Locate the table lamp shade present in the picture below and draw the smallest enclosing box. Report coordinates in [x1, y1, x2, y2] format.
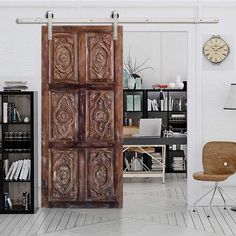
[224, 84, 236, 110]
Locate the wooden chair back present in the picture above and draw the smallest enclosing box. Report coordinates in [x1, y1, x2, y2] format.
[203, 141, 236, 175]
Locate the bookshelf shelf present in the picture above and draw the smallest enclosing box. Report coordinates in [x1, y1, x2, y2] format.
[123, 88, 187, 173]
[3, 122, 31, 125]
[3, 180, 31, 182]
[0, 91, 37, 214]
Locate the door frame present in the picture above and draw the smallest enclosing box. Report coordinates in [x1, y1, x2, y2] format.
[123, 24, 202, 206]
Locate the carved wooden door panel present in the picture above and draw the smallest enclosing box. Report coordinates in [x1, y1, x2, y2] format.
[42, 26, 123, 208]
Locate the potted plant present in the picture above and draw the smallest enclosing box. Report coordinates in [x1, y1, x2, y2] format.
[124, 49, 154, 89]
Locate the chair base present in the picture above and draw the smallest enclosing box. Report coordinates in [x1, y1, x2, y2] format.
[193, 182, 236, 217]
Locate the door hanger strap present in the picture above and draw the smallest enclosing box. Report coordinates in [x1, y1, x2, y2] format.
[46, 11, 54, 40]
[111, 11, 120, 41]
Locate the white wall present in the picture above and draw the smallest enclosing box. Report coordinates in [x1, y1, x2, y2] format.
[123, 31, 188, 88]
[1, 0, 236, 206]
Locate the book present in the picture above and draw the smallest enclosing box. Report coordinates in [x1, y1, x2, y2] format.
[3, 159, 9, 177]
[5, 162, 15, 180]
[16, 109, 22, 122]
[27, 165, 31, 180]
[4, 193, 8, 209]
[9, 161, 19, 180]
[164, 97, 168, 111]
[7, 197, 13, 209]
[4, 81, 27, 85]
[147, 99, 152, 111]
[22, 160, 30, 180]
[3, 103, 8, 123]
[4, 81, 28, 91]
[170, 114, 185, 118]
[8, 103, 13, 123]
[14, 160, 24, 180]
[19, 160, 28, 180]
[152, 99, 158, 111]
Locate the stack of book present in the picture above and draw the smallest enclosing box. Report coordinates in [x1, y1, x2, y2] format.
[3, 81, 28, 91]
[170, 156, 184, 171]
[151, 153, 163, 171]
[3, 102, 21, 123]
[147, 98, 168, 111]
[5, 159, 31, 181]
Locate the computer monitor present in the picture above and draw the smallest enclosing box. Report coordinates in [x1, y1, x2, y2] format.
[138, 118, 162, 137]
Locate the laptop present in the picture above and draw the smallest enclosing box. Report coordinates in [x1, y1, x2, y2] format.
[135, 118, 162, 137]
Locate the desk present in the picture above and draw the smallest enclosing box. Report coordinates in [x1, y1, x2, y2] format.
[123, 136, 187, 183]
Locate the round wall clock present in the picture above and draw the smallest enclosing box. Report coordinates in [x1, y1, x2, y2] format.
[202, 35, 230, 65]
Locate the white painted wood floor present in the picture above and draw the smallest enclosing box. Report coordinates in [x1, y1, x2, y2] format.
[1, 173, 236, 236]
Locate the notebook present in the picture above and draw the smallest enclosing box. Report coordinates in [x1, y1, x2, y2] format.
[134, 118, 162, 137]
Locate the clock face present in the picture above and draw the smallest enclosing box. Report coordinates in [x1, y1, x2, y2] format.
[203, 36, 230, 64]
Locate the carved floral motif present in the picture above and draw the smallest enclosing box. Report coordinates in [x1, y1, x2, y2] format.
[87, 33, 113, 82]
[51, 150, 78, 200]
[51, 92, 77, 141]
[87, 149, 113, 200]
[87, 91, 114, 141]
[53, 35, 76, 83]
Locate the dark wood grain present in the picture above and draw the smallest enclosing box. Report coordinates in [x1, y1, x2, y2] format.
[42, 26, 123, 208]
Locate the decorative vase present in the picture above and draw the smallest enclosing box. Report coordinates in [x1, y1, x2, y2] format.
[176, 74, 184, 89]
[168, 82, 175, 89]
[123, 69, 129, 88]
[135, 78, 142, 89]
[128, 76, 136, 89]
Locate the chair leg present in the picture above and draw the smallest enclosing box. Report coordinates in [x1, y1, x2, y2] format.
[218, 186, 236, 205]
[193, 186, 216, 212]
[217, 186, 226, 209]
[207, 183, 218, 217]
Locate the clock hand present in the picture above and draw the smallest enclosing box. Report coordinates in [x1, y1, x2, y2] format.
[216, 45, 226, 50]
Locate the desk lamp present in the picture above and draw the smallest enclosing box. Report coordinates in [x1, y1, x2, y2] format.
[224, 83, 236, 211]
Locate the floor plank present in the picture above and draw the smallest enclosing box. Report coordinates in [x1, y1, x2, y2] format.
[46, 209, 65, 233]
[17, 209, 42, 236]
[211, 207, 233, 235]
[56, 210, 72, 231]
[204, 207, 224, 235]
[37, 209, 58, 234]
[27, 208, 50, 235]
[66, 211, 80, 229]
[195, 207, 214, 233]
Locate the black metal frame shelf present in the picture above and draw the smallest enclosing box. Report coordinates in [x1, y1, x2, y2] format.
[123, 88, 187, 173]
[0, 91, 37, 214]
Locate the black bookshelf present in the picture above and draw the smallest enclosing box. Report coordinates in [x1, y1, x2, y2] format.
[123, 88, 187, 173]
[0, 91, 37, 213]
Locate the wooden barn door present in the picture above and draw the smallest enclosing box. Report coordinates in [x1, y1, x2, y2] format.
[42, 26, 123, 208]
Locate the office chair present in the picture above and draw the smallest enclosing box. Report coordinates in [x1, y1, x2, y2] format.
[193, 141, 236, 216]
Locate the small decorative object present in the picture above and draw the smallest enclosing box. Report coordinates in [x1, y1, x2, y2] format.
[152, 84, 168, 89]
[135, 77, 142, 89]
[12, 107, 17, 123]
[124, 48, 154, 89]
[176, 75, 184, 89]
[127, 76, 136, 90]
[24, 116, 30, 123]
[202, 35, 230, 65]
[128, 118, 133, 126]
[168, 82, 176, 89]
